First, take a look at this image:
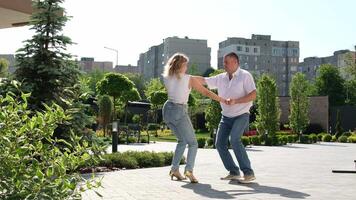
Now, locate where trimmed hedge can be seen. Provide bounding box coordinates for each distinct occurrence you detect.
[338,136,348,143]
[241,136,250,146]
[92,151,185,169]
[250,136,261,145]
[206,138,214,147]
[322,134,332,142]
[197,138,207,148]
[309,134,318,143]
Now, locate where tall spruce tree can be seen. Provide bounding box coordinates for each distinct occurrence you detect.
[15,0,80,110]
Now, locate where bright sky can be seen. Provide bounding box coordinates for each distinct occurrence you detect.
[0,0,355,68]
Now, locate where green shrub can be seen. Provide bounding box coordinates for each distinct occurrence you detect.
[206,138,214,147]
[347,136,356,143]
[99,151,182,169]
[109,153,138,169]
[331,135,337,142]
[140,137,148,143]
[127,136,137,143]
[317,133,326,141]
[147,123,160,131]
[197,138,207,148]
[341,132,352,137]
[287,135,295,143]
[241,136,250,146]
[0,93,101,199]
[322,134,332,142]
[264,135,280,146]
[309,134,318,143]
[338,136,348,143]
[250,136,261,145]
[293,135,299,142]
[300,135,309,144]
[160,152,185,165]
[161,152,174,165]
[278,135,288,145]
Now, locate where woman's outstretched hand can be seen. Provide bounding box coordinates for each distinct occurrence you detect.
[225,98,237,105]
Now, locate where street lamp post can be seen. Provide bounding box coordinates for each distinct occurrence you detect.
[104,46,118,67]
[112,121,118,153]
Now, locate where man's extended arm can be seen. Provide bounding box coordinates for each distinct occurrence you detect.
[229,90,256,104]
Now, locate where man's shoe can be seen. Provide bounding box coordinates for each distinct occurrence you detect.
[220,174,241,180]
[238,175,256,183]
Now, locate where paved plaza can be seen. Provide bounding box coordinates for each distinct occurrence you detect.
[82,142,356,200]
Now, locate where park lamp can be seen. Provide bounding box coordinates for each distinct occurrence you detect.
[112,121,118,152]
[112,121,118,132]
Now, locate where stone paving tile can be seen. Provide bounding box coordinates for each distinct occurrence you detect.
[82,142,356,199]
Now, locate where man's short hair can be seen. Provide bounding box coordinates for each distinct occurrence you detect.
[224,52,240,64]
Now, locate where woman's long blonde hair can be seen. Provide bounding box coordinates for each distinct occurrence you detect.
[162,53,189,79]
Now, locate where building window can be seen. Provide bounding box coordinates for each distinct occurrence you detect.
[237,46,242,51]
[254,48,258,53]
[255,56,257,61]
[246,47,249,52]
[283,58,286,63]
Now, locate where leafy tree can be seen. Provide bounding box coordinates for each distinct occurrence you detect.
[315,64,345,106]
[0,92,101,199]
[205,98,221,136]
[203,67,216,77]
[345,79,356,105]
[120,88,141,103]
[124,73,146,98]
[256,74,280,143]
[86,69,106,95]
[96,72,135,119]
[204,69,224,136]
[98,95,113,137]
[0,58,9,77]
[15,0,80,110]
[345,51,356,79]
[188,63,199,75]
[144,78,165,98]
[150,90,168,123]
[306,82,318,96]
[289,73,309,137]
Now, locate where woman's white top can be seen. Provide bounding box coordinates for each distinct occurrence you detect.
[163,74,191,104]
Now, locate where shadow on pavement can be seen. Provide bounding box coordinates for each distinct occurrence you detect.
[182,183,234,199]
[278,145,308,149]
[227,182,310,199]
[245,147,263,152]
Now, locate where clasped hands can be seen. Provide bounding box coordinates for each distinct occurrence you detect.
[220,98,239,105]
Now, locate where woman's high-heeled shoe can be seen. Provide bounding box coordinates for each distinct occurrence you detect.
[184,171,198,183]
[169,170,186,181]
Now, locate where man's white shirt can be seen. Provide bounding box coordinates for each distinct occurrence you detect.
[205,68,256,118]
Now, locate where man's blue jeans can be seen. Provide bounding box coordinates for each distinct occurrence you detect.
[215,113,254,176]
[162,101,198,172]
